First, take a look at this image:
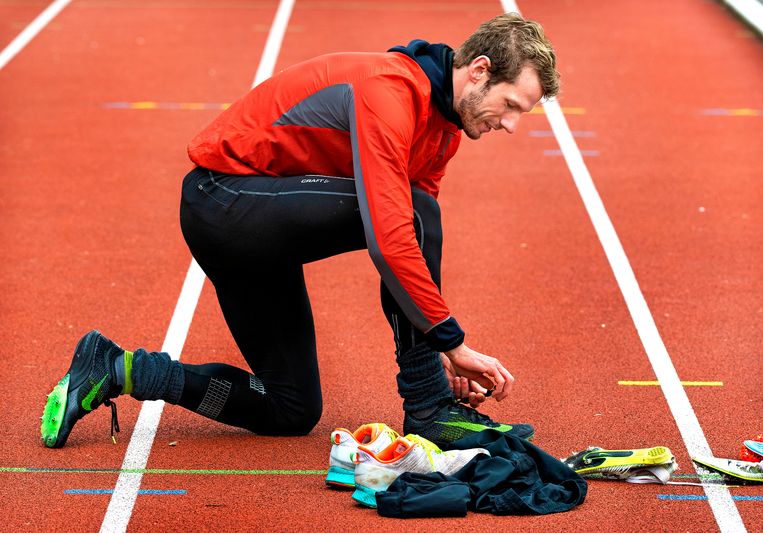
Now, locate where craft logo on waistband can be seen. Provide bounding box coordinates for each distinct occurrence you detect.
[301,178,330,184]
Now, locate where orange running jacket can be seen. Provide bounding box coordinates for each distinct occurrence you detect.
[188,50,464,350]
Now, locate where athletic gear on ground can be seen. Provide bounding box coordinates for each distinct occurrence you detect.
[562,446,676,480]
[41,330,125,448]
[740,434,763,461]
[326,423,400,487]
[375,430,587,517]
[403,400,534,449]
[692,455,763,482]
[351,434,488,508]
[744,439,763,459]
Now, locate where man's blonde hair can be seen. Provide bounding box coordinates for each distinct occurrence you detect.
[454,13,560,98]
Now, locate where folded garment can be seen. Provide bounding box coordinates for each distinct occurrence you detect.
[375,429,587,517]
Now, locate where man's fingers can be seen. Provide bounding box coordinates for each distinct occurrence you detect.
[469,392,486,408]
[444,346,515,402]
[492,364,514,401]
[480,359,512,401]
[469,379,488,395]
[473,372,495,390]
[454,376,473,400]
[482,364,505,394]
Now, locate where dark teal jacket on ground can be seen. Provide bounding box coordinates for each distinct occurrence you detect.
[376,429,588,517]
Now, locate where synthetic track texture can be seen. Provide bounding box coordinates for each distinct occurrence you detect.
[0,0,760,531]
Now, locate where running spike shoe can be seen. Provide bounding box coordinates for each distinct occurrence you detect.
[744,439,763,458]
[40,330,124,448]
[351,433,489,508]
[325,423,400,488]
[403,400,534,448]
[692,455,763,483]
[562,446,675,478]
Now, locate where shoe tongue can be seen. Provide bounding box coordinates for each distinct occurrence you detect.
[454,403,493,424]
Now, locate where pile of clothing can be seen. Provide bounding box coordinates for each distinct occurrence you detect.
[325,425,763,517]
[325,422,588,517]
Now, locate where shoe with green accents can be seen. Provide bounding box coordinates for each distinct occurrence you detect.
[41,330,125,448]
[403,400,534,449]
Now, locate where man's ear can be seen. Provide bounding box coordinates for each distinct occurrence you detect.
[468,55,492,83]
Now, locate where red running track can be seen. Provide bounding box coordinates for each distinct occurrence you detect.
[0,0,760,531]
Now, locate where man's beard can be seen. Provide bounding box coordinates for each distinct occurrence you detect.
[456,82,490,140]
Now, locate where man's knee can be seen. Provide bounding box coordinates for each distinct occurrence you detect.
[410,187,443,282]
[411,187,441,223]
[247,396,322,436]
[279,402,322,435]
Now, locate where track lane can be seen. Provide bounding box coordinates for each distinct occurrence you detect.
[521,0,762,529]
[0,0,274,529]
[0,0,63,60]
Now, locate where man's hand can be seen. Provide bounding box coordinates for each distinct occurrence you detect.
[442,343,514,402]
[440,354,488,408]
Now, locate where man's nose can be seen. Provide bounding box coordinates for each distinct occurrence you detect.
[500,113,519,134]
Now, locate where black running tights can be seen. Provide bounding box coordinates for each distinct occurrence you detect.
[176,167,444,435]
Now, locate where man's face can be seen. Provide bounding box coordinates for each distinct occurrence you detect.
[456,65,543,140]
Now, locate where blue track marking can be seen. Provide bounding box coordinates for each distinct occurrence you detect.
[658,495,763,501]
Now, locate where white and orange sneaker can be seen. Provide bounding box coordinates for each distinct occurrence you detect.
[351,434,489,507]
[325,423,400,488]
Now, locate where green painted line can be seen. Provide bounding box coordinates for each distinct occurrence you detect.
[673,473,724,479]
[1,467,326,475]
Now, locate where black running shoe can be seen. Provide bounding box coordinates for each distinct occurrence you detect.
[404,400,534,448]
[41,330,124,448]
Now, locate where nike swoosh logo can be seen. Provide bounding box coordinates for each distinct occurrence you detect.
[81,375,108,411]
[435,420,514,432]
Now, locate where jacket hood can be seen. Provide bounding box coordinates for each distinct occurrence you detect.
[388,39,463,129]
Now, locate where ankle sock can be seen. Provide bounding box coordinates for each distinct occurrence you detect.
[114,351,132,395]
[122,350,134,395]
[130,349,184,403]
[396,343,452,412]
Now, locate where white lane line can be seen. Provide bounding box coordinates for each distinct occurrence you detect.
[100,260,205,533]
[506,1,746,531]
[723,0,763,35]
[0,0,71,71]
[99,1,295,532]
[252,0,295,87]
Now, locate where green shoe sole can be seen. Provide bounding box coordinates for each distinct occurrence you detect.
[41,374,69,448]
